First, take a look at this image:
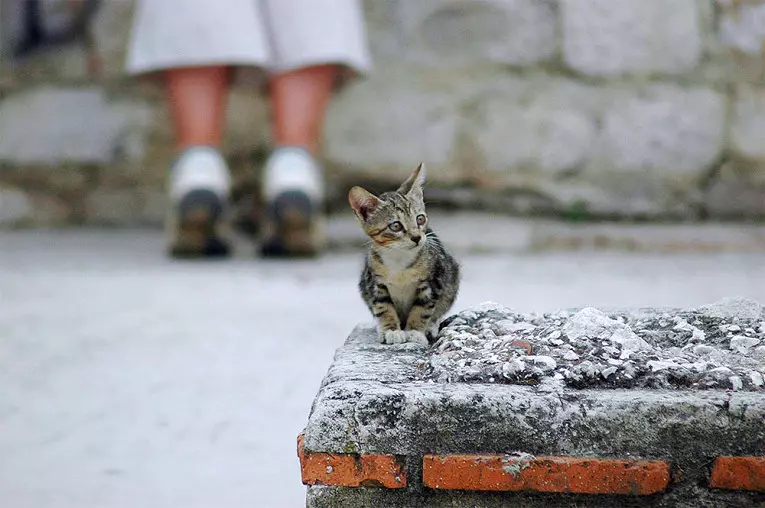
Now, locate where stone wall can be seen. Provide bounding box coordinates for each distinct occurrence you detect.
[2,0,765,227]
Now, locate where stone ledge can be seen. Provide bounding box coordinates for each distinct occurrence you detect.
[300,298,765,506]
[325,213,765,254]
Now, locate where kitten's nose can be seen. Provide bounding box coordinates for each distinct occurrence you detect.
[411,235,421,245]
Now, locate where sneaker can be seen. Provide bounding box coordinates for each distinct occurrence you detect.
[167,146,232,258]
[260,146,326,257]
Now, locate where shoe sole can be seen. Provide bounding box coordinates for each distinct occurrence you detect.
[260,190,324,258]
[169,189,231,258]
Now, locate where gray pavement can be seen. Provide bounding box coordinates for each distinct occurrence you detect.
[1,226,764,507]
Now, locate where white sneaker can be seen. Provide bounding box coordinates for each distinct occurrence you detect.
[170,147,231,203]
[167,147,232,258]
[260,147,326,257]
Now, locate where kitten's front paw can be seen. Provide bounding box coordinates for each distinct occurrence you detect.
[404,330,429,346]
[381,330,409,344]
[380,330,428,345]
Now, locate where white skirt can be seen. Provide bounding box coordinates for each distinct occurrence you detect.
[125,0,371,77]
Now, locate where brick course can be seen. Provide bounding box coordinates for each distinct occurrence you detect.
[422,454,670,495]
[710,456,765,492]
[297,435,406,488]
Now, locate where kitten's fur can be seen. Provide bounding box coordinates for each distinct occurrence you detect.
[349,164,460,345]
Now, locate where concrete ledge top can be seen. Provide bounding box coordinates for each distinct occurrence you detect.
[303,299,765,464]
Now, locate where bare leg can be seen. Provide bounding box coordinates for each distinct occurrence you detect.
[164,66,232,258]
[269,64,339,154]
[165,66,230,150]
[260,64,339,257]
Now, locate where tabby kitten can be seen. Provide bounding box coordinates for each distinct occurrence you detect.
[349,163,460,346]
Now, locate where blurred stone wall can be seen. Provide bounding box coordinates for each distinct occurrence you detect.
[1,0,765,227]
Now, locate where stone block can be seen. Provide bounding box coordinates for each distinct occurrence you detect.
[711,1,765,83]
[0,86,153,165]
[323,72,460,182]
[86,186,165,226]
[0,185,71,226]
[91,0,135,79]
[561,0,702,77]
[593,85,726,175]
[465,78,598,177]
[0,187,31,224]
[731,85,765,161]
[717,0,765,57]
[301,299,765,506]
[704,83,765,218]
[366,0,558,66]
[704,160,765,218]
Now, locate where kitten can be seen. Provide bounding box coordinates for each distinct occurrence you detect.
[349,163,460,346]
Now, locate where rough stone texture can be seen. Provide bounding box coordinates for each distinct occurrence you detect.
[0,87,153,165]
[425,301,765,390]
[302,298,765,506]
[560,0,703,77]
[307,327,765,450]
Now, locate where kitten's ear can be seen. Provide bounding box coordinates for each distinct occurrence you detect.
[348,186,381,221]
[397,162,426,195]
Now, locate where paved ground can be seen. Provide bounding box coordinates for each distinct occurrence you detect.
[1,225,764,507]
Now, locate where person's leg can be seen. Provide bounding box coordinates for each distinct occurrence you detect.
[268,64,338,155]
[125,0,272,257]
[166,66,230,151]
[258,64,339,256]
[162,66,234,257]
[259,0,371,257]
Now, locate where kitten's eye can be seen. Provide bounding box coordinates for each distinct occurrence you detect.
[388,221,404,232]
[416,214,427,226]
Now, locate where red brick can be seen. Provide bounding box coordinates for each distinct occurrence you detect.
[297,434,406,488]
[423,454,670,495]
[710,456,765,492]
